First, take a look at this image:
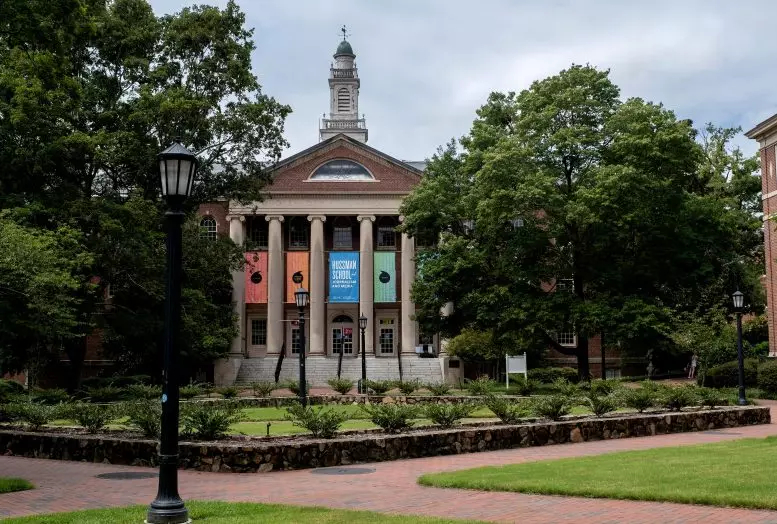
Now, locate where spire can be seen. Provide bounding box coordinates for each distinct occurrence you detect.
[320,27,367,143]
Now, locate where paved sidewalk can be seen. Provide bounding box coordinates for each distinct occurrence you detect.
[2,405,777,523]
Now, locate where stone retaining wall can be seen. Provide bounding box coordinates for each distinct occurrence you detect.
[0,406,768,473]
[197,394,489,408]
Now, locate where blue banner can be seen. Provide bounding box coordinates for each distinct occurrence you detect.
[329,252,360,303]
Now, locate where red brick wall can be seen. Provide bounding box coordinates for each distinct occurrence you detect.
[760,146,776,354]
[198,202,229,237]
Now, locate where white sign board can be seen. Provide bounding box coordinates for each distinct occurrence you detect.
[505,353,528,388]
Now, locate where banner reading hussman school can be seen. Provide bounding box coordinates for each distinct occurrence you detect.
[329,252,359,303]
[373,252,396,302]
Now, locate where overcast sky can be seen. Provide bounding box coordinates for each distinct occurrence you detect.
[150,0,776,162]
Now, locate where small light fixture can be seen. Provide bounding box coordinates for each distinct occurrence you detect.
[158,138,198,207]
[295,287,309,309]
[359,314,368,330]
[732,290,744,311]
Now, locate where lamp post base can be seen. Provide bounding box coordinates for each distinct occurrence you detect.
[146,502,190,524]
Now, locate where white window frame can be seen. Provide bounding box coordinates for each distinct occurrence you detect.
[200,216,217,240]
[376,317,396,355]
[249,317,267,347]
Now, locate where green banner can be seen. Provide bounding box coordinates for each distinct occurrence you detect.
[373,252,396,302]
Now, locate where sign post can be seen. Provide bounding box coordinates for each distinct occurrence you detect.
[505,353,528,388]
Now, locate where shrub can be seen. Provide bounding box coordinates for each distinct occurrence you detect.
[364,380,392,395]
[586,395,618,417]
[0,379,24,403]
[425,382,451,396]
[532,395,571,421]
[758,360,777,394]
[619,387,655,413]
[215,386,239,399]
[696,387,727,409]
[66,402,120,433]
[528,367,578,384]
[31,388,71,405]
[125,384,162,400]
[590,379,620,397]
[180,401,244,440]
[661,385,698,411]
[85,385,126,403]
[509,376,539,396]
[465,376,497,396]
[423,403,474,428]
[179,382,204,400]
[551,379,579,398]
[327,378,355,395]
[396,379,421,395]
[285,380,301,395]
[484,394,532,424]
[250,381,277,398]
[7,402,62,430]
[284,404,348,438]
[704,359,759,388]
[361,403,418,433]
[123,399,162,438]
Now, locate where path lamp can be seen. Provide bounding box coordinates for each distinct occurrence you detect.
[733,290,747,406]
[147,138,198,524]
[295,287,310,407]
[359,314,368,394]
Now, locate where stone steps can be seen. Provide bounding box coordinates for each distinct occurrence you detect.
[234,355,442,386]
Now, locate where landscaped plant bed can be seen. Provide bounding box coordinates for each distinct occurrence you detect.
[0,406,768,473]
[192,394,497,408]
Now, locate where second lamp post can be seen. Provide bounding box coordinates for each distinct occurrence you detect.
[359,314,368,393]
[295,287,309,406]
[733,290,747,406]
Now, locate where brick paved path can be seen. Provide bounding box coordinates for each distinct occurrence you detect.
[2,404,777,523]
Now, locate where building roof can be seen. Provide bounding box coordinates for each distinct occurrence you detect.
[745,113,777,140]
[335,39,354,57]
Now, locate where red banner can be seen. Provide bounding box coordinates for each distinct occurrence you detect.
[245,252,268,303]
[285,252,310,303]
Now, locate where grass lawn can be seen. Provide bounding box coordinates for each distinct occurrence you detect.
[419,436,777,510]
[3,501,481,524]
[0,477,34,494]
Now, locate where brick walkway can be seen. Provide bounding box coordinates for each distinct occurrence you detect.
[2,404,777,523]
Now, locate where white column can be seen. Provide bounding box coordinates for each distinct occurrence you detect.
[400,230,417,355]
[358,215,375,355]
[265,215,285,355]
[308,215,326,355]
[227,215,246,356]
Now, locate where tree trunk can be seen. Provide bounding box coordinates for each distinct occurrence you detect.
[577,335,590,382]
[63,337,87,393]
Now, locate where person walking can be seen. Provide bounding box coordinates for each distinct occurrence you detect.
[688,353,698,379]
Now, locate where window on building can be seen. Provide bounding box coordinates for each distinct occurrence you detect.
[291,327,301,354]
[556,278,574,294]
[376,217,397,249]
[251,319,267,346]
[554,329,577,347]
[310,159,374,181]
[288,217,308,249]
[606,368,621,379]
[247,219,268,249]
[510,218,524,229]
[332,315,354,354]
[337,88,350,112]
[379,318,395,354]
[200,217,217,240]
[461,219,475,235]
[332,217,352,250]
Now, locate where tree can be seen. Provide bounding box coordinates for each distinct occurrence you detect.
[402,65,758,380]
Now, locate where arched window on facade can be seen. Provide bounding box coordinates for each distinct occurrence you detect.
[332,216,353,250]
[332,314,354,355]
[376,216,397,250]
[288,216,309,249]
[200,216,217,240]
[337,88,350,112]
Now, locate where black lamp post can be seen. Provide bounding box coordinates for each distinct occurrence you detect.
[295,287,309,407]
[733,290,747,406]
[359,314,368,394]
[147,139,198,524]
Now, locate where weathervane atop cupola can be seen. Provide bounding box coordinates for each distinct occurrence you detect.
[319,26,368,143]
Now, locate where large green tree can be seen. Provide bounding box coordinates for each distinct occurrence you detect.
[401,65,760,379]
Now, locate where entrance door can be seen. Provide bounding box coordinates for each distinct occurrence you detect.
[331,314,354,355]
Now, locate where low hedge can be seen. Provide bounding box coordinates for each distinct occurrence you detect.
[758,360,777,394]
[703,359,759,388]
[528,367,578,384]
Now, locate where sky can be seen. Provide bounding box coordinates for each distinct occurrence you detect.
[149,0,777,162]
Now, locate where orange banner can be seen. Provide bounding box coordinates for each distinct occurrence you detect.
[285,251,310,303]
[245,252,268,303]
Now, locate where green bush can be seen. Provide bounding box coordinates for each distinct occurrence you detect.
[704,359,759,388]
[123,399,162,438]
[532,395,571,421]
[758,360,777,394]
[585,395,618,417]
[180,401,244,440]
[249,381,276,398]
[85,385,126,403]
[125,384,162,400]
[179,382,204,400]
[528,367,578,384]
[364,380,392,395]
[660,385,698,411]
[423,403,474,428]
[0,379,24,403]
[285,380,301,395]
[284,404,348,438]
[66,402,120,433]
[484,394,532,424]
[360,403,418,433]
[327,378,355,395]
[425,382,452,396]
[696,387,728,409]
[590,379,620,397]
[7,402,62,430]
[509,376,539,396]
[551,379,579,398]
[215,386,240,399]
[619,387,655,413]
[31,388,71,405]
[396,379,421,395]
[465,376,497,396]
